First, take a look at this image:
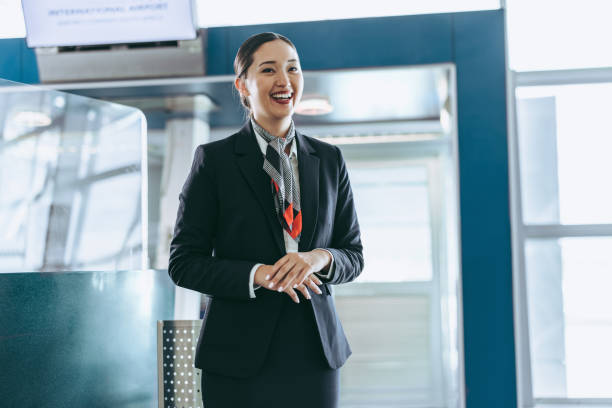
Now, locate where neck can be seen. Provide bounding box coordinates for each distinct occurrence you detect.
[252,114,292,138]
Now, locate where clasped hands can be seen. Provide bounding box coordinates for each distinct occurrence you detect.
[254,249,331,303]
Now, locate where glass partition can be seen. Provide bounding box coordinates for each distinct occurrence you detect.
[334,138,462,408]
[0,77,148,272]
[0,78,173,407]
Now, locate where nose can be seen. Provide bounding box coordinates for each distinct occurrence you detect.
[275,71,289,87]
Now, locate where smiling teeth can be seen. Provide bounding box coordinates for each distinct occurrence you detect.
[272,93,292,99]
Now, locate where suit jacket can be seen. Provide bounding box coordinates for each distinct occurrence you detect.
[168,121,364,378]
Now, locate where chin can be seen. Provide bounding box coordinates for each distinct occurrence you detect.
[269,107,294,120]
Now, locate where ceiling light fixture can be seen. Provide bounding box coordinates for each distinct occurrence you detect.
[12,111,52,127]
[295,94,333,116]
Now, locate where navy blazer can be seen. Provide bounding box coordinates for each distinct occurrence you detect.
[168,121,364,378]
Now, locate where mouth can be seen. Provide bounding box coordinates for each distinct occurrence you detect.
[270,91,294,105]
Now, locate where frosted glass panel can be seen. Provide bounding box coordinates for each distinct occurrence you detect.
[336,294,433,405]
[525,237,612,398]
[0,78,147,272]
[334,136,461,408]
[348,163,432,282]
[516,84,612,225]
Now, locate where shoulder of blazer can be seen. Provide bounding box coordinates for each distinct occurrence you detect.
[296,129,342,164]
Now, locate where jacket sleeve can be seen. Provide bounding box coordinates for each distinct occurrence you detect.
[168,145,255,300]
[320,146,364,285]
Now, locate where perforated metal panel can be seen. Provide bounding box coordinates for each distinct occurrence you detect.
[157,320,203,408]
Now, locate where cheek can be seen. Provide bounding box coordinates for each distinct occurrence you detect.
[247,79,265,102]
[254,78,272,99]
[293,78,304,98]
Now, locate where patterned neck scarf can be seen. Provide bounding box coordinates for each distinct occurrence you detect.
[251,118,302,242]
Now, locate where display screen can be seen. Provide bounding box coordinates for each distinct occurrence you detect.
[21,0,197,48]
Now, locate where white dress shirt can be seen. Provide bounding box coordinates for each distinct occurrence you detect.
[248,121,335,298]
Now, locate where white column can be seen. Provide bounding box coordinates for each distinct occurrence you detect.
[155,95,215,320]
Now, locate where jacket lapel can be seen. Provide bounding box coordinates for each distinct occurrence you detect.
[233,122,320,255]
[234,121,285,255]
[296,130,319,252]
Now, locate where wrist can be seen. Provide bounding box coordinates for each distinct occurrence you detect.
[312,249,331,270]
[254,264,269,286]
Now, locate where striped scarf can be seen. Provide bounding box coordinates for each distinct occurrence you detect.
[251,118,302,242]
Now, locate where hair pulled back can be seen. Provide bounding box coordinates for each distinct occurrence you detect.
[234,32,297,111]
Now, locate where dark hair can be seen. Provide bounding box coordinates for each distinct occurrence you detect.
[234,32,297,112]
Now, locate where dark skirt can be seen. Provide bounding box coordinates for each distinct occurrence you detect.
[201,294,340,408]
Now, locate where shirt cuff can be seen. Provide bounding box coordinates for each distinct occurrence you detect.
[249,263,264,298]
[313,248,335,280]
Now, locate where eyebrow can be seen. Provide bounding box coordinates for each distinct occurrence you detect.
[258,59,298,67]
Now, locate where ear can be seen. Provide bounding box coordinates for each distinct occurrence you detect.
[234,77,250,97]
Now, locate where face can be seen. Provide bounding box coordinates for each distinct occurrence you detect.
[235,40,304,127]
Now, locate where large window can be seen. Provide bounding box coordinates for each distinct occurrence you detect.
[506,0,612,404]
[511,78,612,405]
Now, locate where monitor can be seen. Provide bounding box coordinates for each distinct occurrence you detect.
[21,0,197,48]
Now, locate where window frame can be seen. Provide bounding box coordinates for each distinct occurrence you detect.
[508,66,612,407]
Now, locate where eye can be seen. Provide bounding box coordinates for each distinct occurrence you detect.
[289,66,299,72]
[262,68,274,73]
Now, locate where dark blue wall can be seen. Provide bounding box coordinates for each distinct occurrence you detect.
[0,37,38,83]
[206,13,454,74]
[0,10,516,407]
[453,11,516,408]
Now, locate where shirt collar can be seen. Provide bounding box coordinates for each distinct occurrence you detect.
[251,118,298,159]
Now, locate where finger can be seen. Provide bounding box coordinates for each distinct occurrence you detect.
[281,265,309,292]
[267,260,293,289]
[283,287,300,304]
[291,267,310,289]
[296,284,311,300]
[309,274,323,286]
[278,270,298,292]
[269,256,291,279]
[306,278,323,295]
[272,255,291,271]
[273,262,298,291]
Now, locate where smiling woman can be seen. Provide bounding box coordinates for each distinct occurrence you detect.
[168,31,364,408]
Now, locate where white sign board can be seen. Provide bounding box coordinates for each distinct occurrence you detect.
[22,0,196,47]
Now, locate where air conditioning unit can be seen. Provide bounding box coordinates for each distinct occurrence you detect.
[35,28,206,83]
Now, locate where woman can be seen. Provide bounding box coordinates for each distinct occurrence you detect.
[169,32,363,408]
